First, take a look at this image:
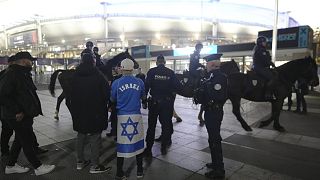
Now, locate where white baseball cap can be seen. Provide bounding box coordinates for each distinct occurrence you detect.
[121,58,134,71]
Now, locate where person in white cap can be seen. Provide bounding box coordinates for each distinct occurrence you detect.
[110,58,146,179]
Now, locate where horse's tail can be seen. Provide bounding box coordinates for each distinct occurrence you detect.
[49,69,66,97]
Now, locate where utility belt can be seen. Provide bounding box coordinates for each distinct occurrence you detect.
[203,100,223,111]
[148,96,173,105]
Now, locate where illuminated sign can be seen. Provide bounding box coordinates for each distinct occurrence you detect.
[258,26,312,49]
[173,45,217,56]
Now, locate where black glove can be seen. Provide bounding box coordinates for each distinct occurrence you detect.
[142,98,147,109]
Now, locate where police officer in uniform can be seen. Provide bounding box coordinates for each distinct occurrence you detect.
[189,43,205,80]
[144,55,183,156]
[93,47,104,67]
[81,41,94,58]
[194,53,227,179]
[252,36,276,100]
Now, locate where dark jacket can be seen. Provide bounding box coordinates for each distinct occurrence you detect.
[145,64,183,100]
[94,53,104,67]
[69,63,110,133]
[0,65,42,120]
[252,45,274,70]
[135,73,146,84]
[189,51,205,73]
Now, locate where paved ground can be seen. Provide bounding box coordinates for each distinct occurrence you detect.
[1,85,320,180]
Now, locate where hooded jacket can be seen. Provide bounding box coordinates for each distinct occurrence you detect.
[69,63,110,133]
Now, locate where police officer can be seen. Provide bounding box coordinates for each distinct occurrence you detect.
[93,47,104,67]
[252,36,276,100]
[189,42,205,79]
[80,41,95,58]
[195,53,227,179]
[144,55,183,156]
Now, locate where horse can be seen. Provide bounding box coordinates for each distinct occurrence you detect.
[179,56,319,132]
[48,49,138,120]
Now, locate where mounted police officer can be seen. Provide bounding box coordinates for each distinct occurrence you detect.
[252,36,276,100]
[194,53,227,179]
[144,55,183,156]
[189,43,205,81]
[93,47,104,67]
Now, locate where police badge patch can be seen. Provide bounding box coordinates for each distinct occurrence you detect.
[252,80,258,86]
[214,84,222,90]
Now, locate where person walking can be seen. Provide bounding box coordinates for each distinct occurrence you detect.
[0,52,55,176]
[110,58,146,179]
[69,53,112,173]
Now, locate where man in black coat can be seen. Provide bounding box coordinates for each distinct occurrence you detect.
[0,52,55,176]
[0,55,48,159]
[69,53,112,173]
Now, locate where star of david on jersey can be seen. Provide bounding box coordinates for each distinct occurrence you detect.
[121,117,139,141]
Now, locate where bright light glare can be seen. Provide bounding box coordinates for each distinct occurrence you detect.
[119,34,125,41]
[155,33,161,40]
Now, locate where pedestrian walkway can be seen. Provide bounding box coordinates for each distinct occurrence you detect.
[1,88,320,180]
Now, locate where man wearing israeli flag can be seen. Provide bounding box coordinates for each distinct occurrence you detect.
[110,58,147,179]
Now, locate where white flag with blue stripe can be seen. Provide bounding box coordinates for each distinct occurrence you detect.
[117,114,145,158]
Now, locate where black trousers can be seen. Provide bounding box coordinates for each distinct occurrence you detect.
[146,99,174,150]
[1,118,14,155]
[204,107,224,171]
[5,118,42,169]
[116,153,143,176]
[109,106,117,135]
[1,119,39,156]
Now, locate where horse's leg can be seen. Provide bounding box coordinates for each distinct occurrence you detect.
[230,97,252,131]
[54,91,65,120]
[272,100,286,132]
[198,106,205,126]
[259,102,275,128]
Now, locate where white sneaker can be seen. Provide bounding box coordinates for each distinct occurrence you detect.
[34,164,55,176]
[5,163,30,174]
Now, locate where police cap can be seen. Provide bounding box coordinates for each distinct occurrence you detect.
[256,36,267,45]
[15,51,37,61]
[203,53,223,62]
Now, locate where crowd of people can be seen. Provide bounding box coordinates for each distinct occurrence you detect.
[0,38,313,179]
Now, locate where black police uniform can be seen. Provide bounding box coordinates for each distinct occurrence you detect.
[194,54,227,178]
[94,52,104,67]
[252,45,274,81]
[145,62,183,154]
[189,50,205,78]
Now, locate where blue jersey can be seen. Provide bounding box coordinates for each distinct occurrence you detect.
[111,75,145,115]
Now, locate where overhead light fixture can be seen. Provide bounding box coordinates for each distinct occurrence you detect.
[155,33,161,40]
